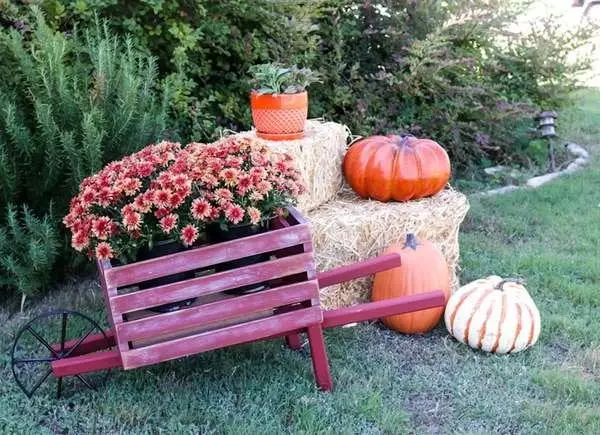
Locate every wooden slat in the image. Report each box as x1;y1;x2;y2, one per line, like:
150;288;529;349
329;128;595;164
317;253;401;289
104;223;311;288
116;280;319;342
110;252;315;314
121;306;322;369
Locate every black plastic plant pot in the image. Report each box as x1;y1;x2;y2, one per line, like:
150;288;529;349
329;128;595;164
135;239;197;313
206;220;271;295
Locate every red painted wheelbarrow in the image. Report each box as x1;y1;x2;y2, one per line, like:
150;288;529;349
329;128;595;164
11;207;445;398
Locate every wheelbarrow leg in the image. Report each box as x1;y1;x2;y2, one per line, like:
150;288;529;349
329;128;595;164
285;333;303;351
306;324;332;391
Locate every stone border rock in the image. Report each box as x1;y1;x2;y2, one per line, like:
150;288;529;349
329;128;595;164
477;143;590;196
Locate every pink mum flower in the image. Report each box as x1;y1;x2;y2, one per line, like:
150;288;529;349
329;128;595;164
133;195;151;213
275;159;289;173
219;168;240;186
92;217;112;240
247;207;261;225
249;191;264;202
215;188;234;204
191;198;212;220
123;211;142;231
256;181;272;195
159;213;178;233
180;224;199;247
122;178;142;196
80;188;96;207
95;242;114;260
154;189;172;208
71;231;89;252
224;204;244;224
236;174;253;196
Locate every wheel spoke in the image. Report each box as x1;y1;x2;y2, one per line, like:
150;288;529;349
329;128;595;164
28;368;53;397
60;312;68;353
13;357;56;364
26;326;59;358
76;374;96;391
64;327;96;357
56;377;63;399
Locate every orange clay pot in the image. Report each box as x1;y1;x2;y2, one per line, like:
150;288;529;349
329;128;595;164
250;91;308;141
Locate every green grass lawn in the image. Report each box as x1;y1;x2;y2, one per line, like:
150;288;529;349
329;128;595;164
1;91;600;434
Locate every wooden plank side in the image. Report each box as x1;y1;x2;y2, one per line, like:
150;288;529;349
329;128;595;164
110;252;316;314
121;306;323;369
116;280;319;342
97;260;128;353
287;206;308;225
104;223;311;288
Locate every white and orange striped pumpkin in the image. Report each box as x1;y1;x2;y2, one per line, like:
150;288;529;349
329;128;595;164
444;276;540;354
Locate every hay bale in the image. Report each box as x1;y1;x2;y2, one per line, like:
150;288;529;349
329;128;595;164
235;120;348;213
307;187;469;309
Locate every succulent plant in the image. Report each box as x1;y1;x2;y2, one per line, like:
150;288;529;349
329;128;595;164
248;63;320;94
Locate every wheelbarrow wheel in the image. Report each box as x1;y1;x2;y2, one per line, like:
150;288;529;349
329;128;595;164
11;309;111;399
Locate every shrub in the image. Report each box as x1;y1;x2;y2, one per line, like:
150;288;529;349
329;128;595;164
0;8;170;299
2;0;320;141
5;1;592;171
309;0;594;171
0;205;58;305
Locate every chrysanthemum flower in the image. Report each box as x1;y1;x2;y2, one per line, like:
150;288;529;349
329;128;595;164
154;189;172;208
95;242;114;260
159;213;178;233
215;188;234;204
123;211;142;231
191;198;212;220
256;181;272;195
71;231;89;251
180;224;199;247
224;204;244;224
133;195;152;213
92;216;112;240
219;168;240;186
247;207;261;225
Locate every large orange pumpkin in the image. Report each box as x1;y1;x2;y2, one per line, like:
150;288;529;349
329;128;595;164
343;135;451;202
372;234;451;334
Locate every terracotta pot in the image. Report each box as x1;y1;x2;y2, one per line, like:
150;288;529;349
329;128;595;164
250;91;308;141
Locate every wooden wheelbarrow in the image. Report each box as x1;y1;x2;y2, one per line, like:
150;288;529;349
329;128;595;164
11;207;445;398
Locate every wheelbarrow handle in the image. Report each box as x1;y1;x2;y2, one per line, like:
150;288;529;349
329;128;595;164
321;290;447;329
316;253;402;289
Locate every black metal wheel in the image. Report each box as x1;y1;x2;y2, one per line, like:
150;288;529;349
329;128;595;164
11;309;111;399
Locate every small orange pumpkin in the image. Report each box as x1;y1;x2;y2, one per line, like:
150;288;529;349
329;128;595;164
372;234;451;334
343;135;451;202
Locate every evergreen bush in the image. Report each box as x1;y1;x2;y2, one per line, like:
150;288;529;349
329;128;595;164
0;8;170;299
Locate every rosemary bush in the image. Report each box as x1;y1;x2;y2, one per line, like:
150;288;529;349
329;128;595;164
0;8;170;299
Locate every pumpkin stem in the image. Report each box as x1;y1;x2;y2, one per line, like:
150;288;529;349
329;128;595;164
399;134;415;146
495;278;525;290
404;233;419;250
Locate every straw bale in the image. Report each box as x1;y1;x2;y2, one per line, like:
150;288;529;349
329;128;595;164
235;120;348;213
307;187;469;309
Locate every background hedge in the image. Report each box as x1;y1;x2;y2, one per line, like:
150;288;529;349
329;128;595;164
0;0;595;300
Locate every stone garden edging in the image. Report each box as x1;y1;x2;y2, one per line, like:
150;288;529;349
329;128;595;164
477;143;591;196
